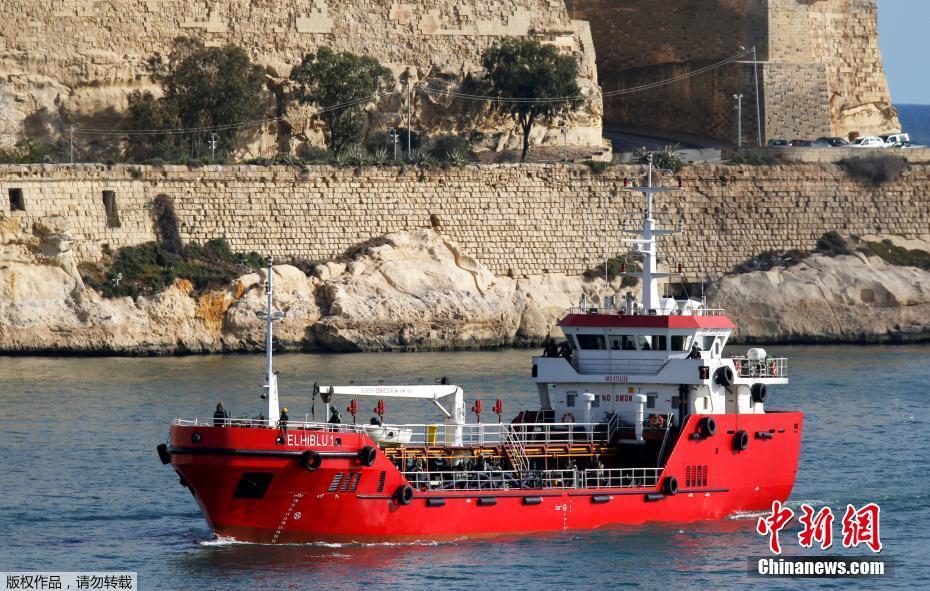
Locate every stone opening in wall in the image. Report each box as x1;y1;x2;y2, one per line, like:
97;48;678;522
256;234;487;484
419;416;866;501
8;188;24;212
429;213;442;228
102;190;121;228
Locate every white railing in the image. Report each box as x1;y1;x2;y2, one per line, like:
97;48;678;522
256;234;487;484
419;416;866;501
731;356;789;379
172;417;368;433
171;418;609;446
384;422;608;447
582;468;663;488
402;469;580;491
566;306;727;317
401;467;664;491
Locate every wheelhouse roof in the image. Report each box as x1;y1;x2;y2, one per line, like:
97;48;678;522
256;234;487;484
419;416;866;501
559;313;736;330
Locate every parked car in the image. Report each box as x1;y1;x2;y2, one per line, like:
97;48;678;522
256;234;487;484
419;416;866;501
849;136;886;148
816;136;849;147
880;133;911;148
808;140;832;148
767;139;789;147
789;139;812;147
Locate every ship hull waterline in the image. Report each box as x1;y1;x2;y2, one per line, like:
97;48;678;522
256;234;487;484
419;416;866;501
166;413;802;544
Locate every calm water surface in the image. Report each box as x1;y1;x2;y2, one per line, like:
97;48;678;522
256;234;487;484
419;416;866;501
1;346;927;590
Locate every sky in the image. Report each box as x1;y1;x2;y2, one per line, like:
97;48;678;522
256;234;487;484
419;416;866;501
878;0;930;105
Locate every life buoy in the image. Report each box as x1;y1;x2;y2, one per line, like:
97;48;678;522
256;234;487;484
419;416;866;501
770;360;778;376
562;412;575;424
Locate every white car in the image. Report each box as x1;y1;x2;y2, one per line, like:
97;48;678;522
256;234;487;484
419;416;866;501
881;133;911;148
849;136;886;148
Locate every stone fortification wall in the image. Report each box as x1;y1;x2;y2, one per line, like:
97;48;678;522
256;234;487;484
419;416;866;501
0;1;602;156
564;0;899;143
1;163;927;281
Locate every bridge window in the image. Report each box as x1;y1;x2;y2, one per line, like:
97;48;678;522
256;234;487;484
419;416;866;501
609;335;636;350
566;393;577;407
671;335;690;351
651;335;668;351
576;334;606;350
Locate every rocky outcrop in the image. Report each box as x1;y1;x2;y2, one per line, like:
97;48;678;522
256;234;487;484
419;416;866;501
0;227;615;354
712;254;930;344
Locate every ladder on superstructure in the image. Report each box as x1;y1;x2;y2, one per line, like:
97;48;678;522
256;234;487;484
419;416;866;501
503;424;530;473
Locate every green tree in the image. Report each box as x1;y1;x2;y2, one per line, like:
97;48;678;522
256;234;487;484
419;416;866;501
289;47;392;154
125;37;268;161
481;38;583;162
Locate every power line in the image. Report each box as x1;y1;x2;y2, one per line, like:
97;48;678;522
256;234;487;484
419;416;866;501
416;48;755;103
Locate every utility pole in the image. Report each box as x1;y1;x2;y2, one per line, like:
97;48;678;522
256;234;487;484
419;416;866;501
559;120;568;163
733;93;744;148
388;127;398;161
752;46;762;146
69;125;74;164
208;133;219;161
406;79;413;159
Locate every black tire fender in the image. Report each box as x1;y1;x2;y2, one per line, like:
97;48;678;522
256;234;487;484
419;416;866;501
751;383;768;404
733;430;750;451
156;443;171;465
299;450;323;472
699;416;717;438
662;475;679;496
357;445;377;467
715;366;735;388
395;484;414;505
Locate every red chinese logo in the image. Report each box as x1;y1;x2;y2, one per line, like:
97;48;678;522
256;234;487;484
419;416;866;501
756;500;795;555
798;504;834;550
841;503;882;552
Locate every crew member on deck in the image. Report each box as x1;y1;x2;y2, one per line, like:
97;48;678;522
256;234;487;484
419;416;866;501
279;407;289;431
213;403;229;427
329;406;342;424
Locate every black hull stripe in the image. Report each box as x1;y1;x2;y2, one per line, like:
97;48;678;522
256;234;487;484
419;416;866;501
167;447;357;458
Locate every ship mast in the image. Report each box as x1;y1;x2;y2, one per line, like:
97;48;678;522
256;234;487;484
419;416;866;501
622;155;683;313
258;257;284;424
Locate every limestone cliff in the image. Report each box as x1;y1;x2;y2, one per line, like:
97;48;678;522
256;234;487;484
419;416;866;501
0;1;602;158
711;253;930;344
3;221;930;354
0;226;615;354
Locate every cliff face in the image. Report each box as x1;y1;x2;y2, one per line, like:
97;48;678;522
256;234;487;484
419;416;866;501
0;1;602;158
564;0;900;142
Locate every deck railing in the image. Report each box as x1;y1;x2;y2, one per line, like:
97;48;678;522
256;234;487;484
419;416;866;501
730;356;788;379
567;306;727;317
171;418;610;447
401;467;664;491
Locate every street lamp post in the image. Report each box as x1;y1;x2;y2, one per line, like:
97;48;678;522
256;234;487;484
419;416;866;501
733;93;744;148
559;120;568;163
752;46;762;146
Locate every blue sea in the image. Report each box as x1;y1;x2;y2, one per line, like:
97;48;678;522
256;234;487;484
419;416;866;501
0;347;927;590
896;104;930;146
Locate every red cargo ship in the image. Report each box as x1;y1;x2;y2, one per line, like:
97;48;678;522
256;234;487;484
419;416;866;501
157;164;802;543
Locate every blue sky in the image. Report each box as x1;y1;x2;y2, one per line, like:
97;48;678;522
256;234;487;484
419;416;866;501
878;0;930;104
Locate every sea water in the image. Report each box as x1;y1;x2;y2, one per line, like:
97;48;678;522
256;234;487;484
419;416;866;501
0;346;927;590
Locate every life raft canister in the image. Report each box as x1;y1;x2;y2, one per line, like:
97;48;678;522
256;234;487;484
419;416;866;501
562;412;575;423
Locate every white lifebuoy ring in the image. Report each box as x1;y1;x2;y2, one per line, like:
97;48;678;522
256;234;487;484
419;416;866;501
562;412;575;423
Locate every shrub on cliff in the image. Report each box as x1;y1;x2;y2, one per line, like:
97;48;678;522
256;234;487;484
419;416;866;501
859;239;930;270
481;38;583;162
583;256;640;288
289;47;393;155
83;239;264;298
124;37;269;162
0;138;50;164
839;155;908;185
633;144;684;173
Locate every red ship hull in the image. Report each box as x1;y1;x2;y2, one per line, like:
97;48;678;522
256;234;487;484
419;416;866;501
166;412;802;543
